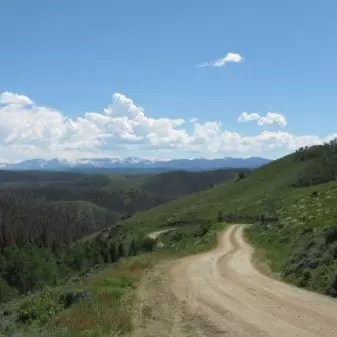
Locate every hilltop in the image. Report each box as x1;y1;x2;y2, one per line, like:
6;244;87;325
123;141;336;225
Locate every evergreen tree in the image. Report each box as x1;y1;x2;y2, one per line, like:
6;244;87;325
109;242;117;262
217;211;224;222
118;242;124;257
129;238;137;256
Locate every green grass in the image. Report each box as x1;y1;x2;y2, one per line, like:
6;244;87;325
122;155;304;230
246;224;290;273
53;221;224;337
160;222;225;256
121;153;337;294
55;257;151;336
123;153;337;234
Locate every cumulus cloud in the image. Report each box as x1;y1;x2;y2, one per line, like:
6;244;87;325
238;112;287;127
237;112;260;123
198;52;244;68
0;91;34;106
0;91;334;161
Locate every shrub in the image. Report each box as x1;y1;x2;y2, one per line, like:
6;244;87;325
17;289;62;325
327;271;337;297
2;245;60;294
140;238;157;252
325;227;337;245
0;278;18;303
169;232;184;242
59;290;91;309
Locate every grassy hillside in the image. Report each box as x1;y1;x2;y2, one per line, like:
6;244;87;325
124;142;337;229
122;154;303;231
120;141;337;295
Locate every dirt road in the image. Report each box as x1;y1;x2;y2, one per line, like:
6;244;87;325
147;228;176;240
170;224;337;337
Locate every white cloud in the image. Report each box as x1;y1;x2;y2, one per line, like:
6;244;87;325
238;112;287;127
259;112;287;127
237;112;260;123
0;92;34;106
198;52;244;68
0;91;334;161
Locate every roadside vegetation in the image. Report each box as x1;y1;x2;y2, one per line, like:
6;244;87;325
1;220;223;337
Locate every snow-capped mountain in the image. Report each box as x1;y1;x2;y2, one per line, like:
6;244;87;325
70;157;154;167
0;156;271;172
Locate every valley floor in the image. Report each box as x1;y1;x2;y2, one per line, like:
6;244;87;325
135;225;337;337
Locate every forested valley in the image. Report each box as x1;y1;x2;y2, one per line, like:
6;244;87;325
0;168;247;304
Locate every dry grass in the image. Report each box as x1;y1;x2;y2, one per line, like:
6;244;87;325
55;257;155;336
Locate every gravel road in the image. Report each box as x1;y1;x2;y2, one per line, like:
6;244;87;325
170;224;337;337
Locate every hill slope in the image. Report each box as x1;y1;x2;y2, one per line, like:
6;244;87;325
0;167;249;249
122;140;337;295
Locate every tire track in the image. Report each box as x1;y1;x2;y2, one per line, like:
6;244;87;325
170;224;337;336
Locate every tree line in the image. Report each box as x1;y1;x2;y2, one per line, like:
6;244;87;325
293;139;337;187
0;230;156;303
0;168;247;250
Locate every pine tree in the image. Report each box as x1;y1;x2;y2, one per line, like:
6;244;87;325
129;239;137;256
118;242;124;258
109;242;117;262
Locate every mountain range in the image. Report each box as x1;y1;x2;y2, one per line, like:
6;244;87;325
0;157;271;172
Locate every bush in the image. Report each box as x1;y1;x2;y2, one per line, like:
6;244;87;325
170;232;183;242
217;211;225;222
17;289;62;325
59;290;91;309
0;278;18;303
1;245;60;294
325;227;337;245
65;246;89;271
140;237;157;252
327;272;337;297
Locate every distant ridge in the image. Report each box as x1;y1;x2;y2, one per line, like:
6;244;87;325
0;157;271;172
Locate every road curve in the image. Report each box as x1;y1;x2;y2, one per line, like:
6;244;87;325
147;228;176;240
170;224;337;337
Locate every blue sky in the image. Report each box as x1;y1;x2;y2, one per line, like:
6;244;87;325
0;0;336;161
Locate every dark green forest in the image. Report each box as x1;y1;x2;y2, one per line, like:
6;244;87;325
0;168;247;303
